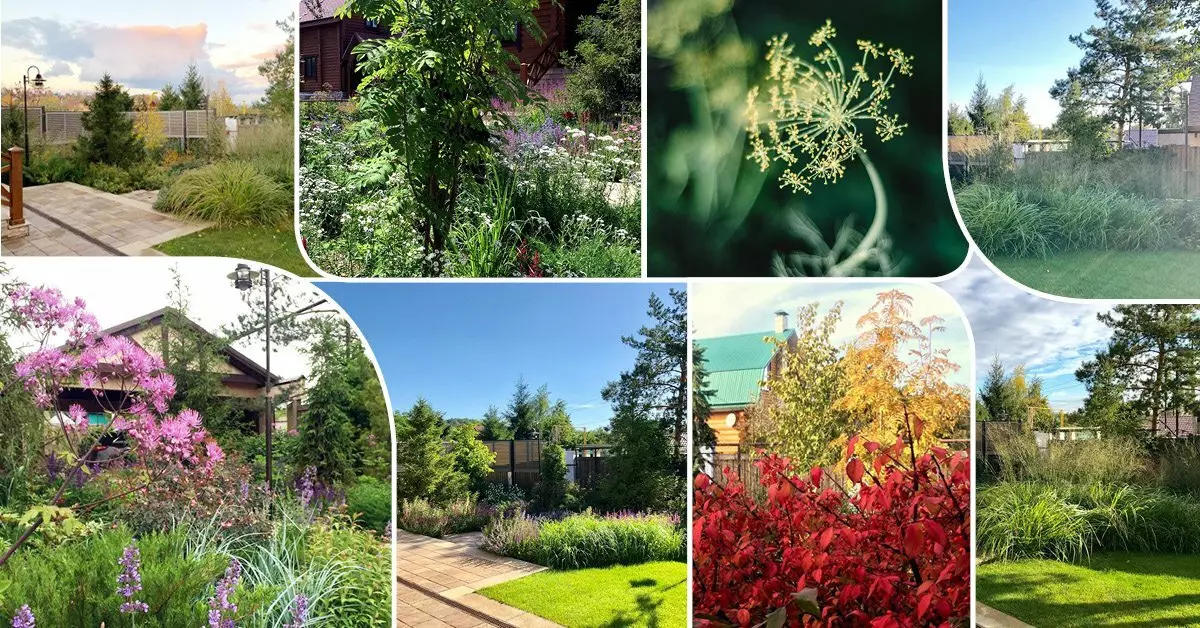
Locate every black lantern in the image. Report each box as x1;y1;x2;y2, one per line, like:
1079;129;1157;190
22;65;45;157
227;263;259;290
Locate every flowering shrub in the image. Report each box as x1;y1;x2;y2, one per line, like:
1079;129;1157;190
693;417;970;627
1;285;224;567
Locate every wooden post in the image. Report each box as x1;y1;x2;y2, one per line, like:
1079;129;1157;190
520;63;529;85
9;147;24;227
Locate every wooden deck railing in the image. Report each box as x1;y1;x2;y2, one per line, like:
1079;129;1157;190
1;147;24;229
524;31;562;87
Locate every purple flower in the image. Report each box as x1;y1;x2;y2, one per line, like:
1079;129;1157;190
297;466;316;509
117;544;149;614
283;594;309;628
207;558;241;628
11;605;34;628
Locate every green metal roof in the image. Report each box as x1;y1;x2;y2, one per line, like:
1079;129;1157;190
697;329;792;408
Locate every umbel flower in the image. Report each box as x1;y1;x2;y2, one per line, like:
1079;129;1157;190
746;19;913;194
117;544;150;614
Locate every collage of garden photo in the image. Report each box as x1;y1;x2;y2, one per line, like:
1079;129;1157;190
1;0;1200;625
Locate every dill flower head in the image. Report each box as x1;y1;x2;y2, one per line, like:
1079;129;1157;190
746;20;913;193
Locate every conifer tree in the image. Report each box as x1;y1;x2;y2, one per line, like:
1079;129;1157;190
78;73;142;166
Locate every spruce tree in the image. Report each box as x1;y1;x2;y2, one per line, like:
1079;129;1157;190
396;399;451;500
480;405;512;440
179;62;208;110
78;73;143;166
297;368;356;485
505;376;537;438
158;83;183;111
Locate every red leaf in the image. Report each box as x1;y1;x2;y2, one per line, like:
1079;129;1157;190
819;526;835;549
846;435;860;459
735;608;751;626
810;467;823;486
903;523;925;557
846;458;865;484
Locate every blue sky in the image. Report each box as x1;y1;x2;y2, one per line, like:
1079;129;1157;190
948;0;1099;127
0;0;289;103
690;282;973;389
940;255;1116;411
317;282;685;429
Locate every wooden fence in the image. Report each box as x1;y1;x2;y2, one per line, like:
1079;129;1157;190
1;107;213;145
479;439;611;490
1163;145;1198;199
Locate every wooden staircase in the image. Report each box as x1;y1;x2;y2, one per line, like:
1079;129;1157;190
522;31;563;88
1;147;27;240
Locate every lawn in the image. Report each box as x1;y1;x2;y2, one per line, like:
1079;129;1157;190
479;561;686;627
154;224;315;277
991;250;1200;299
977;552;1200;627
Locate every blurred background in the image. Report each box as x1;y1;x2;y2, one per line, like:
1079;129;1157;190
647;0;968;277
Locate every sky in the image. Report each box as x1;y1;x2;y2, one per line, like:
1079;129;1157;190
316;282;686;429
948;0;1100;127
940;255;1117;412
2;258;341;381
0;0;290;104
690;281;973;389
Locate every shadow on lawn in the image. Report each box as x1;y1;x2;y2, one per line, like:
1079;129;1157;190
601;576;685;628
978;561;1200;628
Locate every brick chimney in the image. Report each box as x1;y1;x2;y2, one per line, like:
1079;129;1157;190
774;310;788;333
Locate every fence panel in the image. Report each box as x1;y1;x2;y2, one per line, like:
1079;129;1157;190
0;108;213;145
1163;145;1199;199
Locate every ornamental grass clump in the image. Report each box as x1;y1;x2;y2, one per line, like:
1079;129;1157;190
156;161;290;227
744;20;913;276
483;510;685;569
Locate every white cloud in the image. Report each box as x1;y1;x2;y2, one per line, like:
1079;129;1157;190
939;255;1115;410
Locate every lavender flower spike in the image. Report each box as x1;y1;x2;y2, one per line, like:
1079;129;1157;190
117;544;150;614
207;558;241;628
283;594;309;628
11;605;35;628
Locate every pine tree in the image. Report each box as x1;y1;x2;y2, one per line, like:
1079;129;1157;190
78;73;143;166
966;74;995;135
179;62;208;110
297;368;356;485
690;340;715;472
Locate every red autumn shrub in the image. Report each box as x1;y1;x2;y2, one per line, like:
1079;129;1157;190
693;415;970;627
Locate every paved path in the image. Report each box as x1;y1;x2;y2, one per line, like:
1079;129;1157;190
975;602;1035;628
2;182;207;256
396;531;561;628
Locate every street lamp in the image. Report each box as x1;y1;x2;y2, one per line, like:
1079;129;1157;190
22;66;44;158
227;264;273;491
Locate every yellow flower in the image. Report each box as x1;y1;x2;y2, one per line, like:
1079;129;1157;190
745;21;913;193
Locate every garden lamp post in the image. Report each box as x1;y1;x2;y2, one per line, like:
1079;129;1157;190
22;66;44;157
228;263;274;492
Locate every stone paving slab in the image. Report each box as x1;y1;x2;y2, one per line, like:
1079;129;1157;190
975;602;1035;628
2;182;207;256
396;531;561;628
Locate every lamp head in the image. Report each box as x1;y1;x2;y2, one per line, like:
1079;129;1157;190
227;263;259;290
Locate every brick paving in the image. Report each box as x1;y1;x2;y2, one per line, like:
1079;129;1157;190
395;531;561;628
2;182;206;256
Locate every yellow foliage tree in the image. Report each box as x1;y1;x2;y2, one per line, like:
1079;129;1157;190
133;108;167;152
210;81;238;117
836;290;968;454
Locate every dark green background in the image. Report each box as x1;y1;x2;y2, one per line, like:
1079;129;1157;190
647;0;968;277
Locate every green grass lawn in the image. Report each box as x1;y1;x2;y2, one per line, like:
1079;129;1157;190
479;561;686;628
977;552;1200;627
991;250;1200;299
154;224;316;277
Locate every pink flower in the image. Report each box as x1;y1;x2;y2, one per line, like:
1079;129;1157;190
65;404;89;432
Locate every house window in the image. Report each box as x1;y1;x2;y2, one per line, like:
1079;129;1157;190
365;18;380;30
500;22;521;49
301;56;318;80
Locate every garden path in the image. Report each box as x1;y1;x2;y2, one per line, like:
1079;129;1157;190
395;531;561;628
975;602;1036;628
1;182;206;256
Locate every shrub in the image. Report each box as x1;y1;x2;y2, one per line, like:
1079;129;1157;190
155;161;290;226
532;443;568;512
396;497;486;538
481;483;527;510
692;430;971;626
977;481;1200;561
481;510;541;558
992;434;1146;486
346;476;391;534
563;0;641;122
114;457;272;538
0;527;225;626
533;511;683;569
303;517;392;627
24;147;85;185
80;162;134;193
